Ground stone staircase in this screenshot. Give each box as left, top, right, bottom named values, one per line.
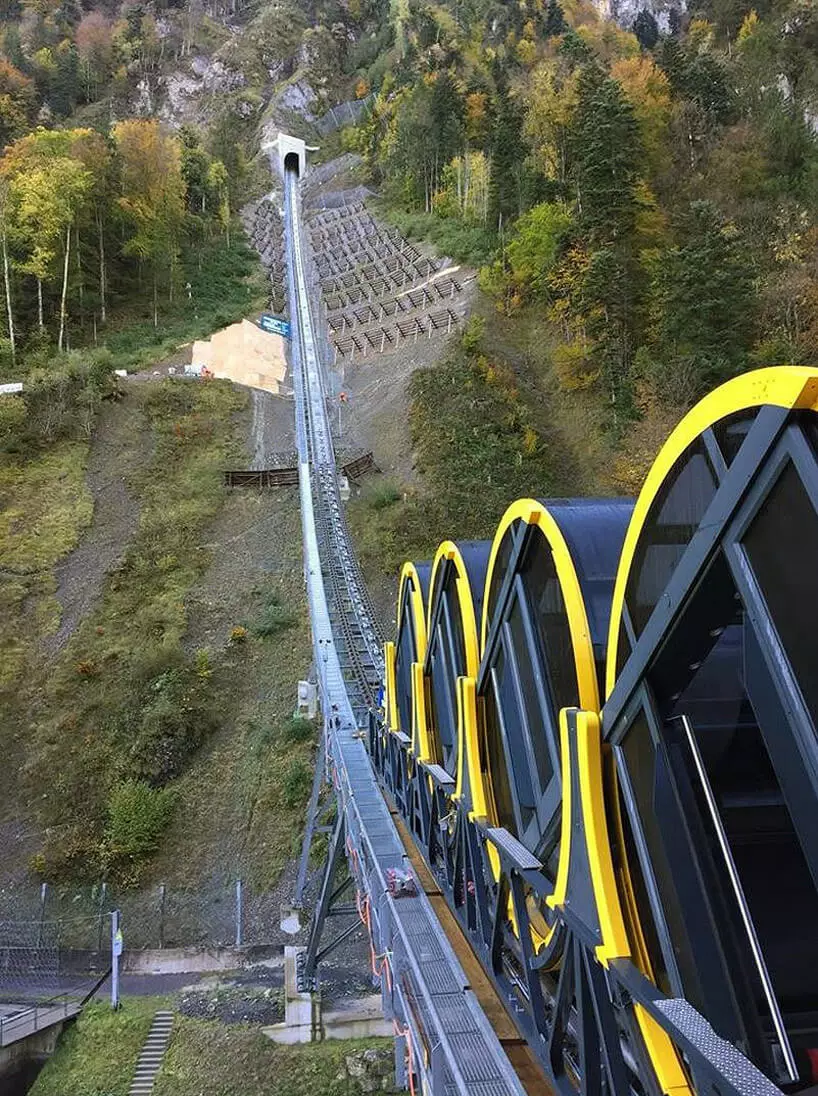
left=129, top=1009, right=173, bottom=1095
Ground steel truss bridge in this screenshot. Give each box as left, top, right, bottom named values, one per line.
left=279, top=151, right=818, bottom=1096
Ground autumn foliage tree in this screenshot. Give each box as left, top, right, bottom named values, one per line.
left=113, top=119, right=186, bottom=326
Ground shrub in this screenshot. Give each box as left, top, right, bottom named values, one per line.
left=283, top=716, right=316, bottom=743
left=0, top=394, right=27, bottom=451
left=252, top=593, right=297, bottom=638
left=105, top=780, right=176, bottom=862
left=282, top=759, right=312, bottom=807
left=131, top=667, right=219, bottom=784
left=194, top=648, right=213, bottom=678
left=229, top=625, right=248, bottom=644
left=367, top=480, right=401, bottom=510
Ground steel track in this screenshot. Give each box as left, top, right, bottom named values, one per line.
left=281, top=161, right=529, bottom=1096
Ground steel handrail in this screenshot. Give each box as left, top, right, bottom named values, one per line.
left=676, top=713, right=797, bottom=1082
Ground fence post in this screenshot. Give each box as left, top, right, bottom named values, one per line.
left=97, top=882, right=107, bottom=953
left=37, top=883, right=47, bottom=947
left=158, top=884, right=166, bottom=949
left=111, top=910, right=121, bottom=1011
left=235, top=881, right=243, bottom=949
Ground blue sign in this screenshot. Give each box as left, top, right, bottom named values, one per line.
left=260, top=313, right=290, bottom=338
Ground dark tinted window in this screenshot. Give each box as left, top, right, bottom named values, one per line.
left=712, top=409, right=758, bottom=467
left=395, top=614, right=415, bottom=733
left=743, top=459, right=818, bottom=735
left=508, top=592, right=553, bottom=792
left=615, top=617, right=632, bottom=681
left=481, top=673, right=516, bottom=836
left=496, top=633, right=535, bottom=830
left=626, top=441, right=717, bottom=637
left=620, top=711, right=705, bottom=1011
left=486, top=524, right=519, bottom=638
left=519, top=536, right=579, bottom=714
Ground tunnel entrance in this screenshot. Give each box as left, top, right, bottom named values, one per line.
left=284, top=151, right=300, bottom=176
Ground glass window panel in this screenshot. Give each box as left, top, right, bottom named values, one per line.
left=519, top=536, right=579, bottom=714
left=487, top=524, right=519, bottom=637
left=712, top=409, right=758, bottom=467
left=482, top=663, right=517, bottom=837
left=508, top=593, right=553, bottom=793
left=497, top=628, right=535, bottom=827
left=620, top=711, right=706, bottom=1011
left=626, top=442, right=717, bottom=637
left=743, top=459, right=818, bottom=735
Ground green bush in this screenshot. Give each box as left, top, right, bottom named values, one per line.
left=385, top=209, right=497, bottom=266
left=367, top=480, right=401, bottom=510
left=252, top=593, right=297, bottom=638
left=131, top=667, right=219, bottom=785
left=282, top=759, right=312, bottom=808
left=105, top=780, right=177, bottom=861
left=283, top=716, right=316, bottom=743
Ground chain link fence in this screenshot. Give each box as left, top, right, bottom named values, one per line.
left=0, top=881, right=287, bottom=958
left=314, top=95, right=374, bottom=137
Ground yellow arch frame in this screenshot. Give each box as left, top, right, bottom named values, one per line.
left=471, top=501, right=605, bottom=952
left=386, top=561, right=430, bottom=740
left=480, top=499, right=601, bottom=708
left=427, top=541, right=482, bottom=681
left=605, top=366, right=818, bottom=697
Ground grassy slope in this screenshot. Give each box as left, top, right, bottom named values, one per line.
left=31, top=999, right=161, bottom=1096
left=0, top=442, right=92, bottom=691
left=25, top=378, right=248, bottom=878
left=31, top=1006, right=395, bottom=1096
left=347, top=298, right=606, bottom=580
left=147, top=489, right=313, bottom=891
left=0, top=230, right=297, bottom=885
left=154, top=1020, right=395, bottom=1096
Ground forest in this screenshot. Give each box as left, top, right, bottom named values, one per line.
left=349, top=0, right=818, bottom=422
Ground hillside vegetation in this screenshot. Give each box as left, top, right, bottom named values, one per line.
left=347, top=0, right=818, bottom=445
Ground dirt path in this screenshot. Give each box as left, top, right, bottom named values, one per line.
left=43, top=395, right=149, bottom=657
left=249, top=389, right=295, bottom=469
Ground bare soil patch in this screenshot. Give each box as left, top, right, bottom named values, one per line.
left=43, top=395, right=150, bottom=657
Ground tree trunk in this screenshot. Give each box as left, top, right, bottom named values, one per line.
left=37, top=278, right=43, bottom=329
left=2, top=229, right=15, bottom=365
left=58, top=224, right=70, bottom=352
left=97, top=212, right=107, bottom=324
left=225, top=203, right=230, bottom=249
left=153, top=270, right=158, bottom=328
left=76, top=224, right=84, bottom=318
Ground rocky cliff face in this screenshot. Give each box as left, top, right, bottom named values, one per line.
left=594, top=0, right=686, bottom=31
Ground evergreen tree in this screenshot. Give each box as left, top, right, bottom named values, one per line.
left=633, top=10, right=659, bottom=50
left=544, top=0, right=565, bottom=38
left=489, top=80, right=523, bottom=232
left=653, top=200, right=755, bottom=389
left=568, top=66, right=642, bottom=245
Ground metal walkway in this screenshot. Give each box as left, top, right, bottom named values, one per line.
left=0, top=998, right=80, bottom=1047
left=280, top=161, right=528, bottom=1095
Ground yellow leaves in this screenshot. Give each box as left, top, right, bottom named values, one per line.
left=354, top=77, right=370, bottom=99
left=113, top=120, right=186, bottom=261
left=738, top=9, right=760, bottom=42
left=551, top=339, right=600, bottom=392
left=610, top=55, right=671, bottom=171
left=516, top=37, right=537, bottom=67
left=524, top=61, right=580, bottom=179
left=465, top=91, right=488, bottom=142
left=687, top=17, right=715, bottom=50
left=577, top=21, right=639, bottom=64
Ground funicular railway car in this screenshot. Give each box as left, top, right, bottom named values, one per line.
left=375, top=367, right=818, bottom=1096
